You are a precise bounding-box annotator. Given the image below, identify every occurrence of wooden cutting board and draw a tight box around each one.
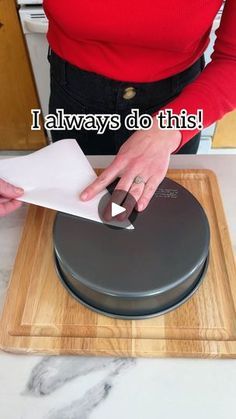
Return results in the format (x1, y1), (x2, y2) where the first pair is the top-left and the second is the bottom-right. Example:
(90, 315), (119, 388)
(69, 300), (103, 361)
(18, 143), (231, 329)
(1, 169), (236, 358)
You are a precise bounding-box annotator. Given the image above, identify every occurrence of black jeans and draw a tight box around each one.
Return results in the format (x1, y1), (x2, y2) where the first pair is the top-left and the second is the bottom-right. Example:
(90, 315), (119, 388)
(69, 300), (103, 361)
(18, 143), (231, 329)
(48, 49), (205, 155)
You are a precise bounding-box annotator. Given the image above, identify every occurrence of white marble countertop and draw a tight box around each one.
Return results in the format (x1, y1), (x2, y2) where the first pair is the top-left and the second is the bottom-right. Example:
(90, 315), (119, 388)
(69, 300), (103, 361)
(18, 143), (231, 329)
(0, 154), (236, 419)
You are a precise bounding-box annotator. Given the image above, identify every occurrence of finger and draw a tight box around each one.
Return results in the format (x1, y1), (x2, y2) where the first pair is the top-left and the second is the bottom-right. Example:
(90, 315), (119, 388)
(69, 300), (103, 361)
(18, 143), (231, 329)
(0, 197), (12, 204)
(102, 189), (127, 221)
(136, 176), (161, 211)
(102, 168), (139, 221)
(104, 170), (145, 221)
(117, 180), (146, 220)
(0, 179), (24, 199)
(0, 200), (22, 217)
(114, 170), (139, 195)
(80, 157), (125, 201)
(105, 170), (139, 215)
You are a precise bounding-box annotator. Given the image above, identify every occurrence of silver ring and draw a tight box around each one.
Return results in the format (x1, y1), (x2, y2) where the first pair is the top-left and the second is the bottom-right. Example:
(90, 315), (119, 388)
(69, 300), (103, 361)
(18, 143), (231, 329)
(133, 175), (146, 185)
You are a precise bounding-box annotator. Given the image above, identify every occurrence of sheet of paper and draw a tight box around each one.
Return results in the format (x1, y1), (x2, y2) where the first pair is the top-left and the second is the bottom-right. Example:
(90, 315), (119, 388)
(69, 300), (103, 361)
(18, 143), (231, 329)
(0, 139), (133, 229)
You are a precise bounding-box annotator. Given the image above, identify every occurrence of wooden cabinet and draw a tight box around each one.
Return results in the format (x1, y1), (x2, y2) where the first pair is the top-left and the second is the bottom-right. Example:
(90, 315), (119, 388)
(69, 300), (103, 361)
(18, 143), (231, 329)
(212, 111), (236, 148)
(0, 0), (46, 150)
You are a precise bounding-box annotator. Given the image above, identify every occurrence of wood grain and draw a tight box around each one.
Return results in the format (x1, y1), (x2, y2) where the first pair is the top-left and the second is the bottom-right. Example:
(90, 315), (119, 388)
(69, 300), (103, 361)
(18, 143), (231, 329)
(0, 0), (46, 150)
(0, 169), (236, 358)
(212, 111), (236, 148)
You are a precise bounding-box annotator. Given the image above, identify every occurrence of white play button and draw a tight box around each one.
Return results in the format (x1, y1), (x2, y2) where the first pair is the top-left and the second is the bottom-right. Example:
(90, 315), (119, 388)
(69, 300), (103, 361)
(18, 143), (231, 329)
(111, 202), (126, 217)
(98, 188), (137, 229)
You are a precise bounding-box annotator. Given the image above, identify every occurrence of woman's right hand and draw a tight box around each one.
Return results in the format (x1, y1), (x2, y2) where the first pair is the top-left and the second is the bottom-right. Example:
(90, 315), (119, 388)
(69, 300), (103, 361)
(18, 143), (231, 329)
(0, 179), (24, 217)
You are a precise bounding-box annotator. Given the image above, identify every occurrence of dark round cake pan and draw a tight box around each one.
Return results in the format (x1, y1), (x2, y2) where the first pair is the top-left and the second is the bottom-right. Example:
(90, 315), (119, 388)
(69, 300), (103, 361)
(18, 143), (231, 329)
(54, 252), (209, 319)
(53, 177), (210, 319)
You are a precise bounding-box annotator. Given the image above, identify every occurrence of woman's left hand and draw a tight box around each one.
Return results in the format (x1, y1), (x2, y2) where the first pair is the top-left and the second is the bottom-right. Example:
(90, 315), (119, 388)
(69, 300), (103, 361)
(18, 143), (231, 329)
(80, 117), (181, 214)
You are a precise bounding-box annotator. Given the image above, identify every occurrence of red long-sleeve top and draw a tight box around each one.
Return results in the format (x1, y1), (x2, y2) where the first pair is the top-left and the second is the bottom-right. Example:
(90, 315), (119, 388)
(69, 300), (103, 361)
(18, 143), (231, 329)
(43, 0), (236, 151)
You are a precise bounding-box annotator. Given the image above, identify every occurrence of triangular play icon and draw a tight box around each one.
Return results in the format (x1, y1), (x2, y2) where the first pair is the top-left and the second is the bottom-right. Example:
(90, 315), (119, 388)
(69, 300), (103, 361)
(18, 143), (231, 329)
(111, 202), (126, 217)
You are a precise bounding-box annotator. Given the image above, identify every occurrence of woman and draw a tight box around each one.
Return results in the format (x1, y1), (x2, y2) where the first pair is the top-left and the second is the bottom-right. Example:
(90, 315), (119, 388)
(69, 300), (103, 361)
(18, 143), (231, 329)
(1, 0), (236, 217)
